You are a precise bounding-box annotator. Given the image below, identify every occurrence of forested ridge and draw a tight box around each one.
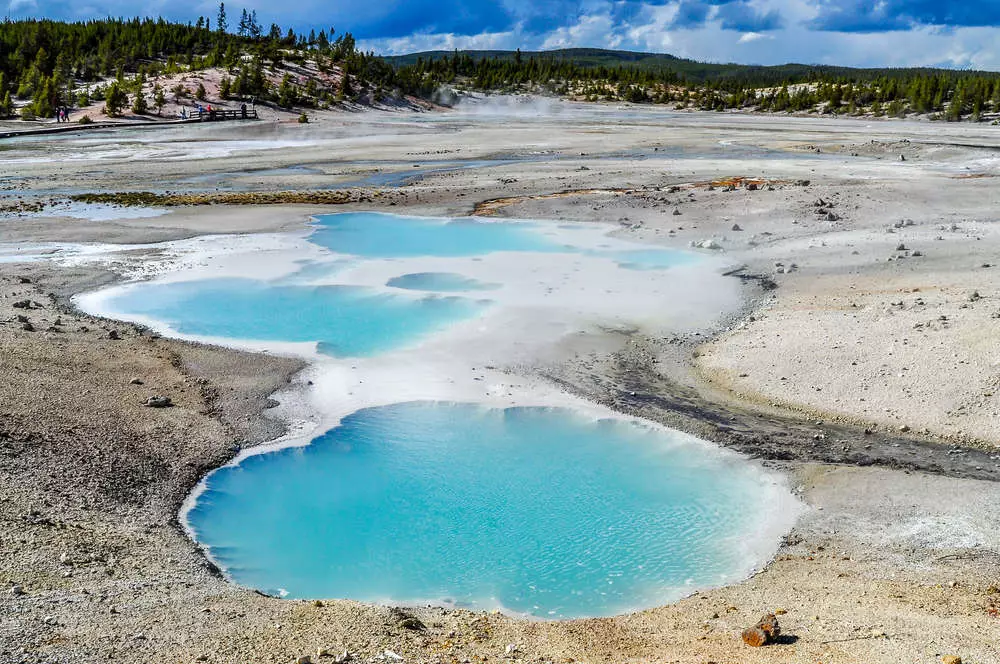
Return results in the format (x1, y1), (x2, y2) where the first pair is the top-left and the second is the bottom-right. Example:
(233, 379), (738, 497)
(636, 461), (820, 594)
(3, 13), (1000, 122)
(399, 49), (1000, 121)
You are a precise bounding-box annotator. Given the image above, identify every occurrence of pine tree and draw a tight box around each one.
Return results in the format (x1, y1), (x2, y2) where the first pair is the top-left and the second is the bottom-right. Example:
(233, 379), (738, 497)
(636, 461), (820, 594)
(153, 83), (166, 115)
(216, 3), (227, 34)
(249, 11), (261, 39)
(104, 81), (127, 116)
(132, 88), (148, 114)
(277, 74), (296, 108)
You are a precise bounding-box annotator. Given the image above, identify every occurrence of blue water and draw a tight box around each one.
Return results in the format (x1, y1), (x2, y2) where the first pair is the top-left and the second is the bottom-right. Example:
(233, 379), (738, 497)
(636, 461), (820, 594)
(309, 212), (694, 271)
(310, 212), (565, 258)
(100, 213), (700, 357)
(387, 272), (501, 292)
(187, 402), (783, 618)
(109, 278), (488, 357)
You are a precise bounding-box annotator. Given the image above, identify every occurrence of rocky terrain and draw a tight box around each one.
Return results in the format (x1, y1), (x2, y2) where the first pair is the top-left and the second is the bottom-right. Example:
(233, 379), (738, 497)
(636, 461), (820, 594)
(1, 104), (999, 663)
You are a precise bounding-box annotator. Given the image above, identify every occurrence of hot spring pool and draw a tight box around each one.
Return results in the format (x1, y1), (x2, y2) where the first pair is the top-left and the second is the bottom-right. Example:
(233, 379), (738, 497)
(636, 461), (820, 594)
(186, 402), (797, 618)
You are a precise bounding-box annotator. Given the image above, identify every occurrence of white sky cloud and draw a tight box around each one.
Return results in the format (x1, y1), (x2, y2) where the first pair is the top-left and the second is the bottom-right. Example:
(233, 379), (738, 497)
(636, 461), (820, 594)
(360, 1), (1000, 69)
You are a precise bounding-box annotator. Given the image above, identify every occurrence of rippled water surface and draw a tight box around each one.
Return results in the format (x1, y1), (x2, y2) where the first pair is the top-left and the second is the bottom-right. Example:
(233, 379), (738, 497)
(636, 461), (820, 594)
(187, 402), (791, 618)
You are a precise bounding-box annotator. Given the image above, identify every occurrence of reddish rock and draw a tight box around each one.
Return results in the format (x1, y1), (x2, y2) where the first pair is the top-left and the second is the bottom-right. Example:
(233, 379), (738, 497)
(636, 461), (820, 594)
(741, 613), (781, 647)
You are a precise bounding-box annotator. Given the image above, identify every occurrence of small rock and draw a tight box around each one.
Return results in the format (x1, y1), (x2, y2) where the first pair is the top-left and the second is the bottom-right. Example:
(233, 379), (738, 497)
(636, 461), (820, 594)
(21, 322), (34, 332)
(10, 584), (24, 596)
(505, 644), (518, 656)
(383, 651), (403, 662)
(899, 154), (906, 161)
(741, 613), (780, 647)
(896, 243), (907, 251)
(672, 208), (682, 216)
(731, 223), (743, 231)
(129, 378), (144, 385)
(295, 657), (312, 664)
(968, 291), (981, 302)
(941, 657), (962, 664)
(398, 616), (425, 630)
(108, 330), (120, 340)
(144, 396), (173, 408)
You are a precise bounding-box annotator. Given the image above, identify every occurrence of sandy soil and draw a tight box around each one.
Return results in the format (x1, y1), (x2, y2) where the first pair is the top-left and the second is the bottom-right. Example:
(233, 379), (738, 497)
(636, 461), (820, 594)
(2, 103), (1000, 664)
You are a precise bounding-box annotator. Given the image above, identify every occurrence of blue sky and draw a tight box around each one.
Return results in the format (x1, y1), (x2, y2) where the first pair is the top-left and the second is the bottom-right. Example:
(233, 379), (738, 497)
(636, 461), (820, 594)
(7, 0), (1000, 69)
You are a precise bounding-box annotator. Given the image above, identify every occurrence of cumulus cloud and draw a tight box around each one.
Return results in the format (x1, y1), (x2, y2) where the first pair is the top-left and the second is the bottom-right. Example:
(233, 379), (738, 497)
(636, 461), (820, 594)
(10, 0), (1000, 69)
(810, 0), (1000, 32)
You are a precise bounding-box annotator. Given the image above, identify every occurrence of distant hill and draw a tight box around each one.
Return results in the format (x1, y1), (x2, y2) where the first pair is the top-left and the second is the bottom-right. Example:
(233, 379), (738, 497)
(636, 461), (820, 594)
(384, 47), (1000, 84)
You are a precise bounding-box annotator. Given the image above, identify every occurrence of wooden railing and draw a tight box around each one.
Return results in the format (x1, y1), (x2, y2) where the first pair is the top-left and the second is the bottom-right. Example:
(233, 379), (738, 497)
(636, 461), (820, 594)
(194, 108), (258, 121)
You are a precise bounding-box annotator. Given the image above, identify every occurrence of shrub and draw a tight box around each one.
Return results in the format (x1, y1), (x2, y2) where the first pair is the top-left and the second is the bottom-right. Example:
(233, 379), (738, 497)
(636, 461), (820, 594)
(298, 112), (309, 123)
(78, 114), (93, 124)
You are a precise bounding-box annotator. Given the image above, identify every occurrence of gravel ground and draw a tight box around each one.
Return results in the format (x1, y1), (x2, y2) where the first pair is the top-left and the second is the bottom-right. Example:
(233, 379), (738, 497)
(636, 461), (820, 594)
(1, 105), (999, 664)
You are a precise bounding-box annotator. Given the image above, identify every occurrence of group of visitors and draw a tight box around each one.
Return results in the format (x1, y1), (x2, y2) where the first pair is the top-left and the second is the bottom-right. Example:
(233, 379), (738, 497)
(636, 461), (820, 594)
(53, 106), (71, 122)
(178, 102), (251, 120)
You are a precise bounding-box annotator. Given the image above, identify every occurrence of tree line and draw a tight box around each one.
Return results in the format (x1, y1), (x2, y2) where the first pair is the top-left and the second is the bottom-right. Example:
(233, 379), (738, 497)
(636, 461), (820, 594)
(2, 13), (1000, 122)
